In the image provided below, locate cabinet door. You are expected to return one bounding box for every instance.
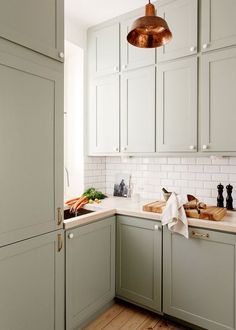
[201,48,236,152]
[88,23,120,77]
[201,0,236,53]
[66,217,116,330]
[163,227,236,330]
[157,0,198,62]
[121,66,156,153]
[0,42,64,246]
[0,0,64,61]
[88,74,120,154]
[121,12,155,71]
[156,57,197,152]
[0,231,64,330]
[116,216,162,312]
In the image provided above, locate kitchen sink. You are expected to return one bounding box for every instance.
[64,208,94,220]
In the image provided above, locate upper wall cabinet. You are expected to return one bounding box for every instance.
[0,0,64,61]
[157,0,198,62]
[88,23,120,77]
[121,66,156,153]
[201,0,236,53]
[156,57,197,152]
[201,47,236,153]
[0,41,64,246]
[120,13,155,71]
[88,74,120,154]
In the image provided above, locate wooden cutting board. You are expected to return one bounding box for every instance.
[143,201,227,221]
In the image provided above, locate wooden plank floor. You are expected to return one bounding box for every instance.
[84,301,189,330]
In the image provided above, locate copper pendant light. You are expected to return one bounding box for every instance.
[127,0,172,48]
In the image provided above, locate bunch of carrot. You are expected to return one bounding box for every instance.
[65,196,89,212]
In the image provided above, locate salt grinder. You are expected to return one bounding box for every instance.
[217,183,224,207]
[226,184,233,210]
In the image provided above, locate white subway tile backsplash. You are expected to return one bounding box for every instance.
[188,165,204,173]
[168,157,181,164]
[212,173,228,181]
[221,166,236,173]
[229,157,236,165]
[211,156,229,165]
[84,156,236,205]
[181,158,196,165]
[196,157,212,165]
[174,165,188,172]
[204,165,220,173]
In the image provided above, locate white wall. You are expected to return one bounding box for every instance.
[64,40,85,200]
[65,18,87,50]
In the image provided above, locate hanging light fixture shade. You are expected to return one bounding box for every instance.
[127,0,172,48]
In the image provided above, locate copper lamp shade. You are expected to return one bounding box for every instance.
[127,1,172,48]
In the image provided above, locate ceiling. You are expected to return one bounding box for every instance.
[65,0,146,28]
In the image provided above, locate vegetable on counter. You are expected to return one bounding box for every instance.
[65,188,106,212]
[82,188,107,201]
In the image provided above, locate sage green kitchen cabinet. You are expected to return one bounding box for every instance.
[116,216,162,312]
[66,217,116,330]
[120,11,155,71]
[88,23,120,77]
[201,47,236,153]
[121,66,156,153]
[157,0,198,62]
[156,57,197,152]
[163,227,236,330]
[201,0,236,53]
[88,74,120,154]
[0,0,64,61]
[0,230,64,330]
[0,40,64,247]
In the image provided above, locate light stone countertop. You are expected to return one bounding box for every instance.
[64,196,236,233]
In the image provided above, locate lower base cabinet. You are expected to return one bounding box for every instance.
[0,230,64,330]
[66,217,116,330]
[116,215,162,312]
[163,227,236,330]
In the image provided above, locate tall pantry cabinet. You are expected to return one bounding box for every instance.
[0,1,64,329]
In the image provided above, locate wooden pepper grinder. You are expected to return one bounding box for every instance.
[217,183,224,207]
[226,184,233,210]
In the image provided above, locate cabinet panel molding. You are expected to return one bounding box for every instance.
[116,215,162,312]
[201,0,236,53]
[201,47,236,152]
[121,66,156,153]
[0,231,64,330]
[0,46,63,246]
[157,0,198,62]
[156,57,198,152]
[66,217,116,329]
[0,0,64,61]
[163,227,236,330]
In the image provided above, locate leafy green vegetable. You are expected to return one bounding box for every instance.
[83,187,107,200]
